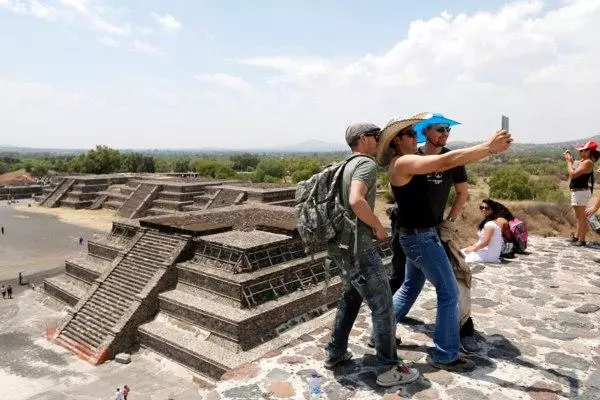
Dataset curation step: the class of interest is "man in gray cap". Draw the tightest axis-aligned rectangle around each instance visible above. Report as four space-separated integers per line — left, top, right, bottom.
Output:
325 123 419 387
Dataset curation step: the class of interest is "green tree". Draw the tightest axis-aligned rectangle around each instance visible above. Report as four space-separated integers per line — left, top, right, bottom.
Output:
289 158 321 183
194 159 236 179
173 158 191 173
84 145 122 174
489 166 533 200
230 153 260 171
253 159 286 182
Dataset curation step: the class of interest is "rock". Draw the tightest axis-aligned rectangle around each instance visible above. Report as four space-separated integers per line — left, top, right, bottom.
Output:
263 368 291 381
535 327 581 341
265 381 295 399
556 312 595 329
527 381 563 400
222 384 262 399
114 353 131 364
205 391 221 400
421 298 437 310
447 387 487 399
383 394 407 400
422 369 454 385
553 302 570 309
472 297 500 308
512 289 534 298
277 355 307 364
545 352 590 371
575 304 600 314
221 363 261 380
587 369 600 390
412 388 440 400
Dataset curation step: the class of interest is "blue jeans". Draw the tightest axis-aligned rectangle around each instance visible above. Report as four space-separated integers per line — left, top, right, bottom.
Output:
393 230 460 364
326 248 398 366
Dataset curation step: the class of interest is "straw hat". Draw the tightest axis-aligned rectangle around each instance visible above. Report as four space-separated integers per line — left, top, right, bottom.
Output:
376 112 431 166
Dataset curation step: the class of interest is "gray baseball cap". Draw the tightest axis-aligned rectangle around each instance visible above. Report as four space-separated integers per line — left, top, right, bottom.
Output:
345 123 381 146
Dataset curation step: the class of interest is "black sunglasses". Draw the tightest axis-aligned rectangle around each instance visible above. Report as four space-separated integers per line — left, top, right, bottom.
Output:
434 126 451 134
399 129 417 138
479 205 490 211
362 131 380 140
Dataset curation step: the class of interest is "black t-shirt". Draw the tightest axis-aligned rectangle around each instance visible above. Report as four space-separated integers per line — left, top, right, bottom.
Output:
391 146 468 227
417 146 468 223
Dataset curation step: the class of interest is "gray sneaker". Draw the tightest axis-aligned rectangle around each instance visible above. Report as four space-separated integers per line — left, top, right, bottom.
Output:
324 351 352 369
426 355 475 372
460 336 481 353
376 362 419 387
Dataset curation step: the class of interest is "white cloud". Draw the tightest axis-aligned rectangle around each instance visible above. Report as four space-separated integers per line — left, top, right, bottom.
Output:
131 40 163 56
2 0 600 148
194 73 251 91
151 12 181 34
98 35 119 48
1 0 161 55
92 18 130 36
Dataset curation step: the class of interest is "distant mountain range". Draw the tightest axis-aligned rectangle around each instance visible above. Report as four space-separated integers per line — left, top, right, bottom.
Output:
2 136 599 155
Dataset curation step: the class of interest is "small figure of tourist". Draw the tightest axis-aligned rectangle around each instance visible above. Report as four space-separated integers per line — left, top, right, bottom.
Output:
1 226 4 235
115 387 124 400
7 285 12 299
79 235 84 245
1 285 5 299
123 384 130 399
18 272 22 285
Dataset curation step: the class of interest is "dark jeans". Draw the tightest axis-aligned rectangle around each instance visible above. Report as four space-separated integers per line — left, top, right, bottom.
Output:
326 248 399 367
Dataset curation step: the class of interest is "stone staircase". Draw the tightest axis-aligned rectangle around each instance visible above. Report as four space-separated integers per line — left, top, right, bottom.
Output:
89 194 108 210
117 184 159 218
39 178 75 208
50 230 189 364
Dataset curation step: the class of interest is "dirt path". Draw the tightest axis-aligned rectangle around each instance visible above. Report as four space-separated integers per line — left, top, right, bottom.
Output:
14 203 115 232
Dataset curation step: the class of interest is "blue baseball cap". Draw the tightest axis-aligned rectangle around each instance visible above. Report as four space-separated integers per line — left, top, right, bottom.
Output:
413 113 460 144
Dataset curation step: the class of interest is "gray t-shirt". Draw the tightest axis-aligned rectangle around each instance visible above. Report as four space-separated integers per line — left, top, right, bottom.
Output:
338 156 378 255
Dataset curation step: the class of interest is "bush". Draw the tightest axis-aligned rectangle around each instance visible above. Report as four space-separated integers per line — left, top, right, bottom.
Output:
231 153 260 171
531 176 568 203
289 158 321 183
194 159 236 179
253 159 286 182
489 166 533 200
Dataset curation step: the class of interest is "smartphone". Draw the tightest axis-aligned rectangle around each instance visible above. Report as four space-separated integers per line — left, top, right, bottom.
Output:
501 115 509 132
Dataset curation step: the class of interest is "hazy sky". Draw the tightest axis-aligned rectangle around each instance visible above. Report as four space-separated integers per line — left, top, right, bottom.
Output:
1 0 599 149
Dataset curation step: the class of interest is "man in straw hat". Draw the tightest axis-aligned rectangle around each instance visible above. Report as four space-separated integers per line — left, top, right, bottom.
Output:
377 113 512 372
324 122 420 387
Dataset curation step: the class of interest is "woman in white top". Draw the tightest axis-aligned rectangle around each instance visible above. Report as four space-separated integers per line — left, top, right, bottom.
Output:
462 199 504 263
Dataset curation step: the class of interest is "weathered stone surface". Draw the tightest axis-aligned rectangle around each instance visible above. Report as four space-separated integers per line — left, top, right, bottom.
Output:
205 391 221 400
512 289 534 298
263 368 291 381
576 304 600 314
222 384 262 399
472 297 500 308
527 381 563 400
277 355 306 364
114 353 131 364
383 394 407 400
545 352 591 371
221 363 261 380
447 387 487 399
265 381 295 398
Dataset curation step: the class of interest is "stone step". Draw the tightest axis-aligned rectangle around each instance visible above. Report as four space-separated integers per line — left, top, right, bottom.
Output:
140 233 182 247
75 309 113 335
127 248 171 261
90 290 130 313
68 318 105 347
111 267 154 282
61 329 98 353
65 320 103 349
84 298 122 324
96 283 136 303
138 315 233 381
44 274 90 307
176 252 330 307
102 276 145 295
158 277 342 351
117 260 158 275
145 208 178 216
104 274 146 292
